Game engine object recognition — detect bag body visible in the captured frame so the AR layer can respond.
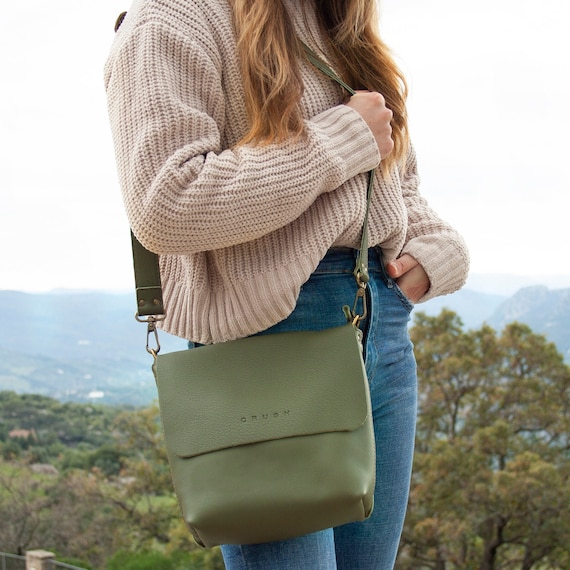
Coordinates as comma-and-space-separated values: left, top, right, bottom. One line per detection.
154, 322, 375, 547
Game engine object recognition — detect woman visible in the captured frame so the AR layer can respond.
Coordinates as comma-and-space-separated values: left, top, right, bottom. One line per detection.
105, 0, 469, 567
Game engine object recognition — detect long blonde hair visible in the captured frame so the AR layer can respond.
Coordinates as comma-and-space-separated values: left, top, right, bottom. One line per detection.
232, 0, 409, 169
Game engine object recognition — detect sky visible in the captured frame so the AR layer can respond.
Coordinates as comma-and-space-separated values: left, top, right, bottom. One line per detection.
1, 0, 569, 292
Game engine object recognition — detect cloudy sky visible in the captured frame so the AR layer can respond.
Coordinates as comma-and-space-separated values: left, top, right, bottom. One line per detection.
1, 0, 569, 292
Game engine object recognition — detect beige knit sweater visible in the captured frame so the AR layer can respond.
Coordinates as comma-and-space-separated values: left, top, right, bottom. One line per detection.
104, 0, 469, 344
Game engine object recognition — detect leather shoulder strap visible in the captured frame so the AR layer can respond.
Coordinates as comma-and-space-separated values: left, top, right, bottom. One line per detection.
299, 40, 375, 288
130, 231, 165, 317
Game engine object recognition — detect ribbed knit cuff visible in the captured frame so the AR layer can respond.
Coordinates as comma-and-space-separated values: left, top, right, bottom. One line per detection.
309, 105, 381, 182
403, 233, 470, 303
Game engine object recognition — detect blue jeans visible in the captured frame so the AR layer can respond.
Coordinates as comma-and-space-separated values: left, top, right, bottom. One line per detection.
212, 248, 418, 569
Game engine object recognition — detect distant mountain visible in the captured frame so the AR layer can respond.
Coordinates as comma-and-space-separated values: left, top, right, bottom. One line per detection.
486, 286, 570, 361
0, 291, 187, 405
418, 288, 507, 330
419, 285, 570, 361
1, 283, 569, 405
464, 274, 570, 296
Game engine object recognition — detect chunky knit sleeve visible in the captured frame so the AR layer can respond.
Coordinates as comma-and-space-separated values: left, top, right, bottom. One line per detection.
104, 18, 380, 256
399, 146, 470, 301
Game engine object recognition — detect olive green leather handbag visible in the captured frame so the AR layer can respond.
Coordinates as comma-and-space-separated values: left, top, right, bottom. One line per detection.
129, 43, 377, 548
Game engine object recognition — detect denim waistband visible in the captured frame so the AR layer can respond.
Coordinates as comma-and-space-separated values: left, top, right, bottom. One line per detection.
315, 247, 388, 279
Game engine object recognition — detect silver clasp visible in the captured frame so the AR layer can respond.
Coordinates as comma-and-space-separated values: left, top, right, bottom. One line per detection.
351, 284, 368, 327
135, 313, 165, 358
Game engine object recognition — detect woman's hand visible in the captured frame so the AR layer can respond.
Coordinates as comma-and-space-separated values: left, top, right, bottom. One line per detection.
386, 254, 429, 303
345, 91, 394, 159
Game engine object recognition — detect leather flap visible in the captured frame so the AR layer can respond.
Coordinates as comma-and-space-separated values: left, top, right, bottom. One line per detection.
154, 324, 370, 459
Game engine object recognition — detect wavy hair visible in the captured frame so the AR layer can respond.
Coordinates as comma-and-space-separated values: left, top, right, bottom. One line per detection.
232, 0, 409, 169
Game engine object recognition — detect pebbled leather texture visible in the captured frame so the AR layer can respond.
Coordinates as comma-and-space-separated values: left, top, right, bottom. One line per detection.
154, 323, 376, 547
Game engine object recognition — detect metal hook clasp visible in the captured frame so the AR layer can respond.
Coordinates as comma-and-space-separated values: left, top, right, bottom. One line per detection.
145, 318, 161, 358
135, 313, 164, 359
351, 284, 368, 327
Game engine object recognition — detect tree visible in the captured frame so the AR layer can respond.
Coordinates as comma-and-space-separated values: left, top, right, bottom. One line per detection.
0, 391, 126, 467
104, 404, 178, 546
398, 310, 570, 570
0, 458, 127, 566
0, 397, 221, 568
43, 468, 130, 568
0, 460, 55, 554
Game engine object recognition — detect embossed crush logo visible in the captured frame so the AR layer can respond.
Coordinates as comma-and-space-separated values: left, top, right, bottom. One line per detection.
240, 410, 291, 423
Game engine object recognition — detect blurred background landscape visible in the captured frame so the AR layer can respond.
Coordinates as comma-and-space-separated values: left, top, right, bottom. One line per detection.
1, 278, 569, 405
